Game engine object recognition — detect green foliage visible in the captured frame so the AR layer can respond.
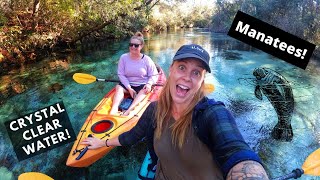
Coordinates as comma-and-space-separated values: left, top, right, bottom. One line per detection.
191, 6, 214, 28
211, 0, 320, 56
103, 25, 126, 39
1, 0, 318, 69
211, 0, 242, 32
0, 13, 7, 26
148, 1, 214, 31
0, 0, 154, 69
194, 19, 210, 28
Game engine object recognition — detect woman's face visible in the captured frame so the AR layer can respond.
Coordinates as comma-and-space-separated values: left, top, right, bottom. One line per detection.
129, 38, 143, 54
169, 58, 206, 106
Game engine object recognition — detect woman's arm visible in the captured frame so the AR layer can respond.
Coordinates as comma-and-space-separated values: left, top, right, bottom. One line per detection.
226, 160, 269, 180
204, 103, 269, 178
146, 57, 158, 85
81, 103, 155, 149
81, 136, 121, 149
118, 102, 155, 146
143, 59, 158, 93
118, 54, 130, 88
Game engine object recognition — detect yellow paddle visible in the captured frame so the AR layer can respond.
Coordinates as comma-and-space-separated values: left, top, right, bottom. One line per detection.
204, 83, 215, 94
273, 148, 320, 180
18, 172, 54, 180
302, 148, 320, 175
73, 73, 215, 93
73, 73, 119, 84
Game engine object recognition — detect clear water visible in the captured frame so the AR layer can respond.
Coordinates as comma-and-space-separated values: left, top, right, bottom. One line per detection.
0, 29, 320, 179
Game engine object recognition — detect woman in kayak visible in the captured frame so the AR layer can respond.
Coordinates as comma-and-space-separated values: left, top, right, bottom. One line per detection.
82, 44, 269, 179
109, 32, 158, 116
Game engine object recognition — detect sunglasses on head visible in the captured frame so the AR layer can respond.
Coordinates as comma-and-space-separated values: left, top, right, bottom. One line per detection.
129, 43, 141, 48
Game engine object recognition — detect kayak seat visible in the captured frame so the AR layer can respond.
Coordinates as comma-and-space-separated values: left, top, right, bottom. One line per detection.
119, 98, 133, 111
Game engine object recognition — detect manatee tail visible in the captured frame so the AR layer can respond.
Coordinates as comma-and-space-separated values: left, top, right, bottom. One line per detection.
271, 122, 293, 141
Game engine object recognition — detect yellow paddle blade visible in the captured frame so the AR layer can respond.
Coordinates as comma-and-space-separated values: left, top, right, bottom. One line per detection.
302, 148, 320, 175
73, 73, 97, 84
18, 172, 54, 180
204, 83, 215, 94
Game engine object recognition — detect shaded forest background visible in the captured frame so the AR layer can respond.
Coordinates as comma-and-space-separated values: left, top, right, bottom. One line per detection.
0, 0, 319, 73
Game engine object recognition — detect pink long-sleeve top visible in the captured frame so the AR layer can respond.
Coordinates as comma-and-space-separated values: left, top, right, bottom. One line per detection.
117, 53, 158, 89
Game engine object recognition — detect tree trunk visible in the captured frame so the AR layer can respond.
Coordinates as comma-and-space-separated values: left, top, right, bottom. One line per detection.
71, 21, 114, 44
32, 0, 40, 31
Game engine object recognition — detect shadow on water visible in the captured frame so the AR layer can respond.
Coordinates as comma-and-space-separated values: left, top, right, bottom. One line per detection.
1, 29, 320, 179
227, 99, 257, 117
221, 50, 243, 60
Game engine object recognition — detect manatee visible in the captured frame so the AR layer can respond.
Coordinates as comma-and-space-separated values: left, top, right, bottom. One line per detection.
253, 67, 294, 141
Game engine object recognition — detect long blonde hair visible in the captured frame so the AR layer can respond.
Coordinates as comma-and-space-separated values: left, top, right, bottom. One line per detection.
155, 67, 205, 148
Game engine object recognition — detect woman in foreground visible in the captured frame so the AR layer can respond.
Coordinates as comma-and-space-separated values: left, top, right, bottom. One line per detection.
82, 44, 269, 179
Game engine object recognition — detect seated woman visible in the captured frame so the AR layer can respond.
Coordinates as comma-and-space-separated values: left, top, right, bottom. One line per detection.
109, 32, 158, 116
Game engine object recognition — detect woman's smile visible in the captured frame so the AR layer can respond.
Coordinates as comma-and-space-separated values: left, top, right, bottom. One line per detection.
176, 84, 190, 97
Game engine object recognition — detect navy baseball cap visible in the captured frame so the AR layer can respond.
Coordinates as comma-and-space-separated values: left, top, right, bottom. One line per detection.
173, 44, 211, 73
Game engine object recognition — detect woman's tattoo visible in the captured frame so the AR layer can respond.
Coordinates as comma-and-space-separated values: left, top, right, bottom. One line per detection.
227, 161, 269, 180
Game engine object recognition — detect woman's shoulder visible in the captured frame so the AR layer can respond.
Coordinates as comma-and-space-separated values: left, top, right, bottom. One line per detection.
146, 101, 157, 113
195, 97, 225, 111
120, 53, 129, 59
140, 102, 157, 127
143, 55, 157, 69
142, 54, 154, 62
194, 97, 231, 121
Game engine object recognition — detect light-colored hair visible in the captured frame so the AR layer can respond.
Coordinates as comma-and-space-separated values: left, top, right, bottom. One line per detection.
130, 32, 144, 45
155, 63, 205, 148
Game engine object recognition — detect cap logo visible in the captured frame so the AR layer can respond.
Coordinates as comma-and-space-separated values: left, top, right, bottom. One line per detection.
191, 46, 204, 53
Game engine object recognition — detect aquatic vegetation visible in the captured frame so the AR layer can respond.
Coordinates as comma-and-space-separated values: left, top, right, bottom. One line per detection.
221, 50, 243, 60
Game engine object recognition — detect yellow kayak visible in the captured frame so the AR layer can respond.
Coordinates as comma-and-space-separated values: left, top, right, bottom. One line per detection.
66, 68, 166, 167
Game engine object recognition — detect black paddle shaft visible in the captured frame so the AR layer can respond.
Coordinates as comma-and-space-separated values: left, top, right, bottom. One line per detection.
96, 78, 164, 86
272, 168, 304, 180
96, 78, 119, 82
76, 134, 93, 160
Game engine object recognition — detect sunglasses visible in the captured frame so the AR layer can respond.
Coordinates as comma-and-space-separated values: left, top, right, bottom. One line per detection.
129, 43, 141, 48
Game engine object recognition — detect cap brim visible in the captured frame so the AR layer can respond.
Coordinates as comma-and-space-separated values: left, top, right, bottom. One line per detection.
173, 53, 211, 73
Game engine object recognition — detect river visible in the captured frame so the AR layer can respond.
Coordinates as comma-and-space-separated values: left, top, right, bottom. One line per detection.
0, 29, 320, 179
